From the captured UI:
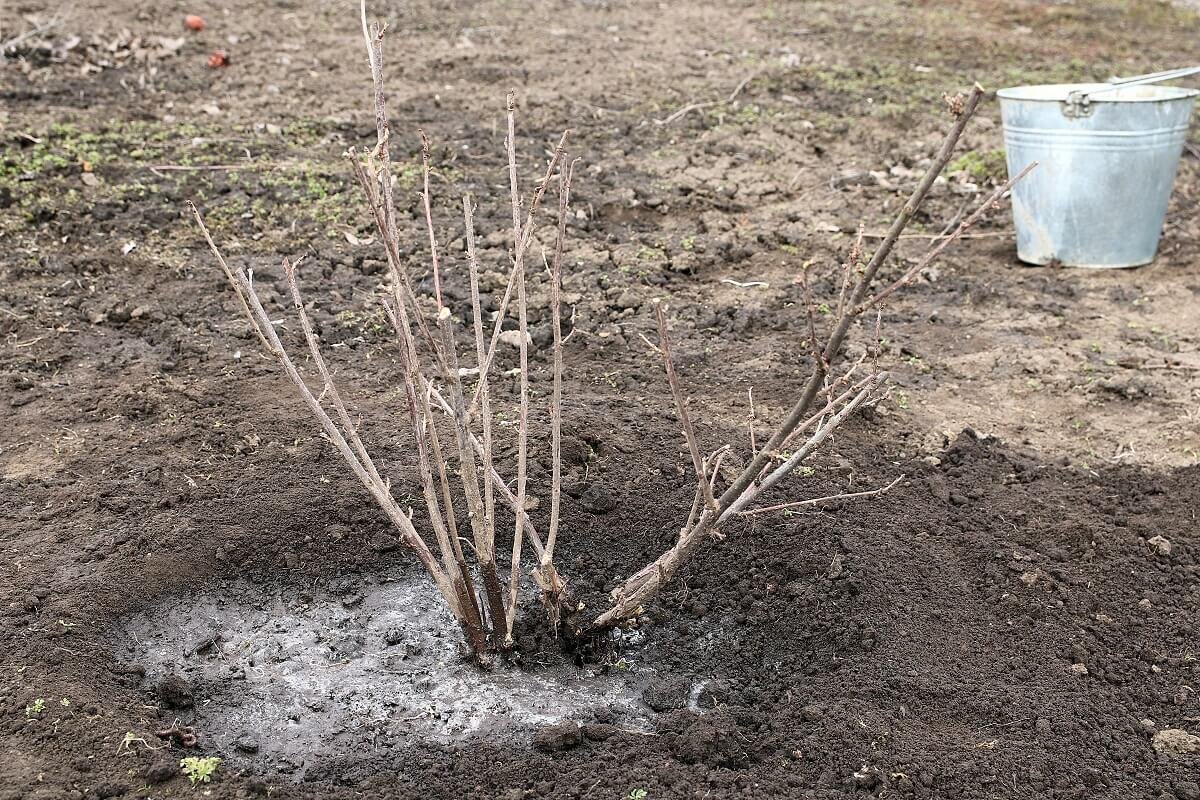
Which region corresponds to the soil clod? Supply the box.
[155,674,194,709]
[642,676,691,712]
[1153,729,1200,756]
[533,721,584,752]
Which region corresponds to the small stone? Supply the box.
[533,721,582,752]
[186,633,220,656]
[1153,728,1200,755]
[1019,569,1044,587]
[1070,663,1089,676]
[800,703,826,722]
[1138,598,1153,611]
[156,674,194,708]
[383,628,404,646]
[1147,535,1172,556]
[498,329,532,348]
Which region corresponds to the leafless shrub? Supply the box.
[191,2,1032,662]
[190,3,574,665]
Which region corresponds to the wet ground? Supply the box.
[3,1,1200,798]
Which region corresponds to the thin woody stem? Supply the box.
[417,138,509,645]
[725,374,887,517]
[187,202,274,354]
[593,86,1030,630]
[740,475,904,516]
[654,300,711,507]
[468,125,570,415]
[861,161,1037,311]
[194,206,490,660]
[505,94,532,638]
[544,158,577,568]
[463,196,497,553]
[282,257,383,487]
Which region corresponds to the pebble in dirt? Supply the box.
[113,575,651,779]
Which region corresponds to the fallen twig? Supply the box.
[655,70,759,125]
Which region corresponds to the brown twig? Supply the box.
[468,125,569,415]
[655,70,759,125]
[462,194,498,572]
[654,300,711,509]
[712,84,986,520]
[542,159,577,583]
[747,387,758,459]
[416,133,509,646]
[861,161,1036,310]
[188,202,273,354]
[739,475,904,516]
[727,374,887,516]
[194,206,490,660]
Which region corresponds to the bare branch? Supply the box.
[463,195,497,556]
[726,373,888,517]
[862,161,1037,310]
[544,158,577,568]
[469,125,570,414]
[188,202,274,354]
[710,86,986,521]
[282,257,382,487]
[593,86,1013,630]
[415,140,509,646]
[654,300,708,505]
[740,475,904,516]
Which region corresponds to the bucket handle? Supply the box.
[1106,65,1200,89]
[1063,65,1200,116]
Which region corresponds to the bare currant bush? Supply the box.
[192,4,574,666]
[192,4,1031,666]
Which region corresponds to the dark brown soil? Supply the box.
[4,1,1200,798]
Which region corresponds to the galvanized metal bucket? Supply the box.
[997,82,1198,268]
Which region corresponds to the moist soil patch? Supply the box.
[6,431,1200,799]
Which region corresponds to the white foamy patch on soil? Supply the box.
[113,576,648,778]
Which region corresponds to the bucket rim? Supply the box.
[997,82,1200,103]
